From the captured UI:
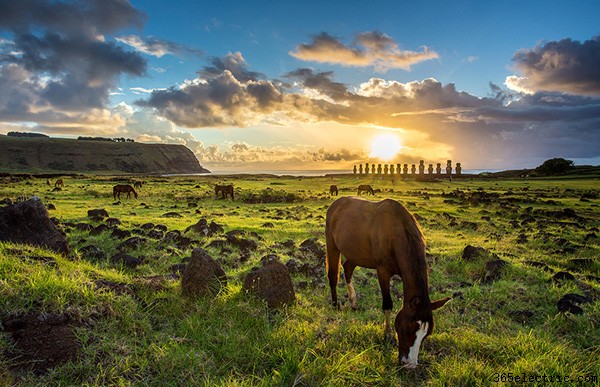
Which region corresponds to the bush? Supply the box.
[534,158,574,176]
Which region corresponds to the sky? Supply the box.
[1,0,599,172]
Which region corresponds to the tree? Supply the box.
[534,158,574,175]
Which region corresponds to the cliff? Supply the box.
[0,136,210,174]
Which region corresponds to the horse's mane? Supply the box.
[395,202,430,303]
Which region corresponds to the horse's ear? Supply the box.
[431,297,451,311]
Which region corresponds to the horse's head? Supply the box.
[395,296,450,368]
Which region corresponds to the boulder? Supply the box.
[461,245,488,261]
[110,252,143,268]
[87,209,109,219]
[181,248,227,297]
[242,260,295,308]
[0,197,70,256]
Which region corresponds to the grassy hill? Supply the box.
[0,174,598,385]
[0,135,209,174]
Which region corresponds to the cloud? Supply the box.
[199,52,264,82]
[0,0,145,37]
[0,0,147,128]
[290,31,438,72]
[115,35,203,58]
[509,36,600,95]
[137,54,285,127]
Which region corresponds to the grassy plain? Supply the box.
[1,173,599,386]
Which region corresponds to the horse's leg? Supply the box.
[343,260,358,310]
[326,239,341,308]
[376,269,396,344]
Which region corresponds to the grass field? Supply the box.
[1,174,599,386]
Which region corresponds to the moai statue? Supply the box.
[397,164,401,176]
[365,163,369,175]
[359,164,363,174]
[419,160,425,175]
[371,164,376,174]
[390,164,395,175]
[411,164,416,175]
[403,163,408,177]
[428,163,434,174]
[384,164,389,175]
[446,160,452,176]
[436,163,442,175]
[353,165,357,174]
[377,164,382,175]
[456,162,462,175]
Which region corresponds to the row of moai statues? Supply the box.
[353,160,462,176]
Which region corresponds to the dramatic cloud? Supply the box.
[290,32,438,72]
[508,36,600,96]
[0,0,145,37]
[116,35,203,58]
[199,52,264,82]
[0,0,147,130]
[138,53,285,127]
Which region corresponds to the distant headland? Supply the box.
[0,134,210,175]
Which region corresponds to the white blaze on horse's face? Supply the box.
[401,321,429,369]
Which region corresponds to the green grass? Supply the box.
[1,174,599,385]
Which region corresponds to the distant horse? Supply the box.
[133,181,143,189]
[326,197,450,368]
[357,184,374,196]
[113,184,138,200]
[55,179,64,188]
[329,185,339,196]
[215,184,234,200]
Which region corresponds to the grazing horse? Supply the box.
[133,181,143,189]
[329,185,339,196]
[55,179,64,188]
[113,184,138,200]
[326,197,450,368]
[357,184,374,196]
[215,184,234,200]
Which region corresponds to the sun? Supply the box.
[369,133,402,161]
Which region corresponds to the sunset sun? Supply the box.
[369,133,402,161]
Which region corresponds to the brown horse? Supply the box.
[357,184,374,195]
[133,181,143,189]
[329,185,339,196]
[326,197,450,368]
[113,184,138,200]
[215,184,234,200]
[55,179,64,188]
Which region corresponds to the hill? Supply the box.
[0,135,209,174]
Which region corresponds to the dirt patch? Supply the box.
[2,313,80,376]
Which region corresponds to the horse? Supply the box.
[325,197,450,368]
[215,184,234,200]
[329,185,339,196]
[133,181,143,189]
[357,184,374,196]
[113,184,138,200]
[55,179,64,188]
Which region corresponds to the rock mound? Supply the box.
[181,248,227,297]
[243,260,295,308]
[0,197,70,256]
